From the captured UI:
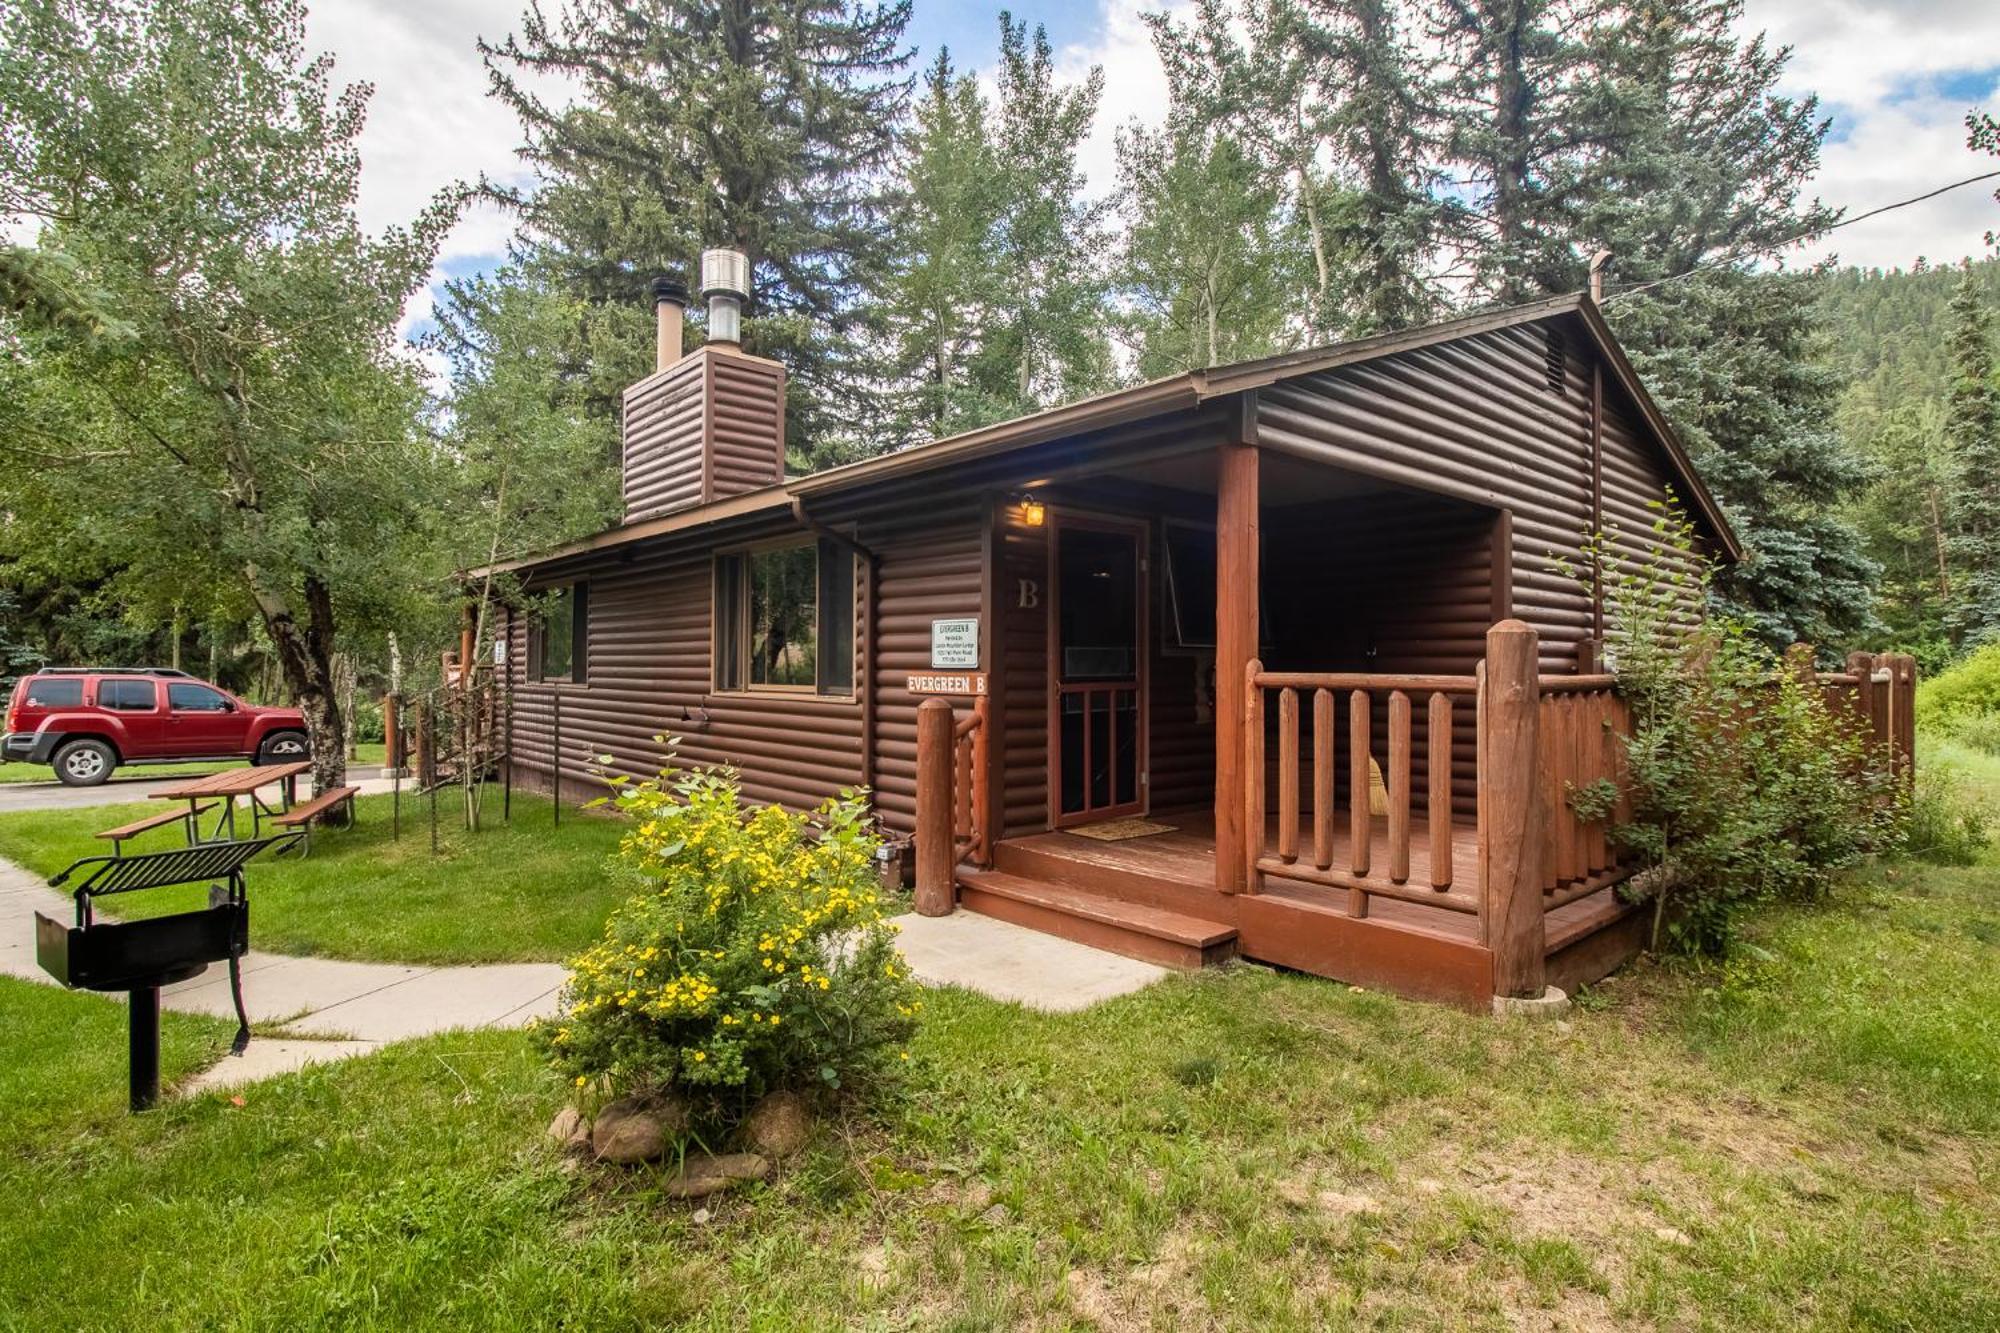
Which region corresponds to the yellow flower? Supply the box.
[575,1074,588,1086]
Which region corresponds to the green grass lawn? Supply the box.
[3,791,1996,1329]
[0,741,387,784]
[0,789,635,964]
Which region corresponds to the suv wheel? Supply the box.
[258,730,309,764]
[53,738,116,787]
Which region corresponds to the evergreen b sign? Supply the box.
[930,618,980,669]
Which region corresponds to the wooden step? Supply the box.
[992,838,1215,914]
[957,868,1238,971]
[1545,882,1648,995]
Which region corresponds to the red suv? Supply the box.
[2,668,310,786]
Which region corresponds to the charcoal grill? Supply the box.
[34,834,299,1111]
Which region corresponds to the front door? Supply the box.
[1050,514,1147,827]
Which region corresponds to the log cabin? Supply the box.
[482,250,1754,1009]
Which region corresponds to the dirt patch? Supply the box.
[1064,1224,1210,1331]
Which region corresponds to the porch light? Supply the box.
[1019,493,1046,527]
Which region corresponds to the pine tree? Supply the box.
[1944,262,2000,645]
[1116,123,1295,375]
[877,52,1006,444]
[976,15,1113,416]
[1559,0,1875,649]
[479,0,913,468]
[1430,0,1610,304]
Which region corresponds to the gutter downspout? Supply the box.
[792,498,881,793]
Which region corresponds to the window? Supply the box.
[530,584,588,683]
[715,538,855,695]
[1162,522,1218,650]
[97,679,157,711]
[23,678,82,708]
[168,682,231,712]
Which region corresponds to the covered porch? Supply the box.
[907,427,1654,1009]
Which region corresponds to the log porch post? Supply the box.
[1480,619,1545,998]
[1215,414,1260,893]
[914,697,956,916]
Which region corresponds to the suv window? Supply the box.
[22,678,83,708]
[97,679,158,711]
[168,682,231,712]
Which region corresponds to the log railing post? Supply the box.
[1241,661,1265,894]
[1480,620,1546,1000]
[915,698,956,916]
[1891,653,1917,790]
[972,692,994,867]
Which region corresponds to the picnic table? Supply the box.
[152,762,311,843]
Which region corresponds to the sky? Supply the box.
[294,0,2000,347]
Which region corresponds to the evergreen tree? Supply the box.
[976,15,1113,416]
[1944,262,2000,645]
[1430,0,1610,304]
[1116,122,1296,375]
[480,0,913,468]
[1566,0,1874,649]
[877,52,1006,444]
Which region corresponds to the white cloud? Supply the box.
[305,0,540,265]
[1740,0,2000,269]
[1055,0,1191,199]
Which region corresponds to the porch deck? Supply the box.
[957,808,1645,1008]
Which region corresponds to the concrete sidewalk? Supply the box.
[0,855,566,1093]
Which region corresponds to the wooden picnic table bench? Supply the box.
[153,761,312,843]
[96,803,216,856]
[268,785,359,856]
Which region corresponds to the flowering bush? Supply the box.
[538,767,919,1120]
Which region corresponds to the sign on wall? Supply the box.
[907,672,988,697]
[929,617,980,669]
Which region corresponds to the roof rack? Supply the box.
[37,667,194,678]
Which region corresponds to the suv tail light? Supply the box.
[4,679,25,734]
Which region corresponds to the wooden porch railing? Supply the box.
[914,694,991,916]
[1245,625,1919,1001]
[1241,669,1482,919]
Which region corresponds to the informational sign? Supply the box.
[929,617,980,669]
[907,671,989,697]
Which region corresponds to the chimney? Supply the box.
[650,273,688,372]
[700,247,750,345]
[619,247,786,523]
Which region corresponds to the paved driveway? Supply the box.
[0,766,389,814]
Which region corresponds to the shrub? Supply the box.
[538,768,918,1126]
[1570,500,1900,955]
[1917,642,2000,722]
[1896,762,1992,867]
[1918,644,2000,755]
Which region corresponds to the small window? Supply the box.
[168,682,231,712]
[715,538,855,695]
[23,678,82,708]
[1162,522,1218,650]
[97,679,157,711]
[530,585,588,684]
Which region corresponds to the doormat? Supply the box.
[1067,818,1176,842]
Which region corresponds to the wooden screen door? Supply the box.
[1049,513,1148,827]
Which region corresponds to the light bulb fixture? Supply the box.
[1019,493,1046,527]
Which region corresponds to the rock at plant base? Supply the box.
[662,1152,773,1199]
[736,1090,813,1160]
[547,1105,591,1154]
[591,1092,691,1165]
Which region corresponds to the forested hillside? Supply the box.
[1824,259,2000,661]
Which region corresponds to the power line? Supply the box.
[1603,169,2000,302]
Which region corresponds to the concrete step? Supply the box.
[957,868,1238,971]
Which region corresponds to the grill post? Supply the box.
[128,984,161,1112]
